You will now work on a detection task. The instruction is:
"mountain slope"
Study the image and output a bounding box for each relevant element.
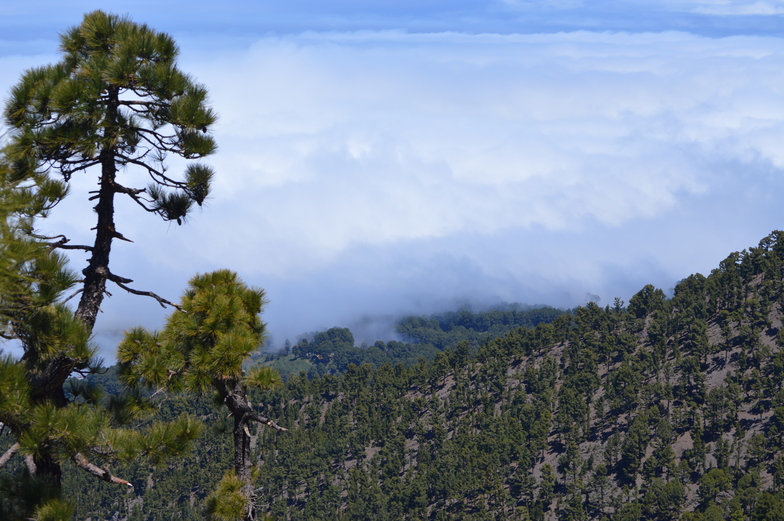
[39,231,784,521]
[251,231,784,520]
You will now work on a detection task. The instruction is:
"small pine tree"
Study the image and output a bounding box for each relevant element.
[119,270,286,521]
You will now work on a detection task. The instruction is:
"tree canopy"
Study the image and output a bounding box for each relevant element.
[0,147,203,520]
[3,9,216,331]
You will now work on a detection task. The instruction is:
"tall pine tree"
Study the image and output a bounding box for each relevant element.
[4,9,216,332]
[1,9,216,518]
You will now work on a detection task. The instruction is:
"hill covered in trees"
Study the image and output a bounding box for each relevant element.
[11,231,784,520]
[266,304,565,378]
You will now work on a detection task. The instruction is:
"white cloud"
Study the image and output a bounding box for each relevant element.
[688,1,784,15]
[168,31,784,280]
[4,26,784,354]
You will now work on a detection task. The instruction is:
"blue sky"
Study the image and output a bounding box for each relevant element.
[2,1,784,356]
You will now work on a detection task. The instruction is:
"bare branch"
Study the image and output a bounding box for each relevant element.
[57,157,101,168]
[0,443,20,468]
[73,453,133,488]
[91,181,158,213]
[107,272,133,284]
[24,454,36,475]
[112,183,146,197]
[114,152,188,188]
[246,413,289,432]
[112,230,134,243]
[107,273,182,310]
[109,182,161,213]
[118,99,165,110]
[36,234,94,252]
[61,287,84,305]
[56,243,95,251]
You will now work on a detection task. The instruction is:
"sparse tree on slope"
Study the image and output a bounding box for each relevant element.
[118,270,286,521]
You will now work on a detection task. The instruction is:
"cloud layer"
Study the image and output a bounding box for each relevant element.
[2,4,784,357]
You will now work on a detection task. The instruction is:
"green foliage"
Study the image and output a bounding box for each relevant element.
[753,492,784,521]
[281,305,565,379]
[4,10,216,224]
[0,11,216,517]
[119,270,271,394]
[118,270,284,520]
[31,498,74,521]
[396,304,565,350]
[205,471,249,521]
[245,366,283,390]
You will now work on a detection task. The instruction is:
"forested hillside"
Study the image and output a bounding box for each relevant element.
[268,305,564,378]
[13,232,784,520]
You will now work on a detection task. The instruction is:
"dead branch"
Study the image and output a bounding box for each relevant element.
[61,287,84,304]
[246,413,289,432]
[33,234,93,252]
[24,454,36,475]
[112,230,134,243]
[107,273,182,310]
[0,443,19,468]
[73,453,133,488]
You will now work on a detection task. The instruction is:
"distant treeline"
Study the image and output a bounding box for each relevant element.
[396,305,566,349]
[269,305,566,378]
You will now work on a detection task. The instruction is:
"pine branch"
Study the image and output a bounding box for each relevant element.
[114,152,192,189]
[61,287,84,304]
[117,99,166,110]
[90,184,158,214]
[73,453,133,488]
[129,133,180,158]
[38,234,93,252]
[111,183,146,198]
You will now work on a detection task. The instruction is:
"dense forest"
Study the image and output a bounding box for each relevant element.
[9,231,784,520]
[267,304,565,378]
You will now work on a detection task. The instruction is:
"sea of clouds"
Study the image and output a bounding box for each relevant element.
[2,2,784,356]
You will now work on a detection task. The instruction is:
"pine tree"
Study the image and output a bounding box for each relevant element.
[0,150,202,520]
[3,9,216,332]
[0,9,216,517]
[118,270,286,521]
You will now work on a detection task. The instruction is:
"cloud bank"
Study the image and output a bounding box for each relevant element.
[2,7,784,357]
[140,30,784,351]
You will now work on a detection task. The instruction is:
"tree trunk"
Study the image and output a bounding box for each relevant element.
[30,88,120,492]
[76,87,119,332]
[220,379,257,521]
[32,452,62,493]
[233,410,256,521]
